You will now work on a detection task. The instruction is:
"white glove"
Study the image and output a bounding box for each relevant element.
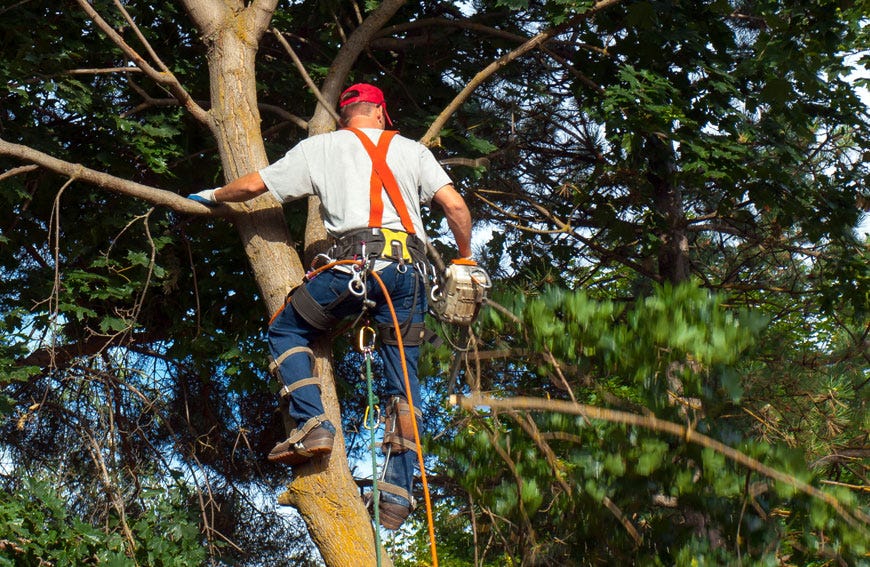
[187,188,219,207]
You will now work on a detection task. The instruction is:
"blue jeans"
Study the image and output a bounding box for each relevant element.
[267,262,426,507]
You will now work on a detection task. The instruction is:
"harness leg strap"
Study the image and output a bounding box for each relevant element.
[378,321,428,347]
[290,285,341,331]
[269,346,316,383]
[381,395,422,454]
[268,347,320,410]
[378,481,416,509]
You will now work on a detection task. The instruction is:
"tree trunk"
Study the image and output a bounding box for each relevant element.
[194,3,389,565]
[646,135,690,284]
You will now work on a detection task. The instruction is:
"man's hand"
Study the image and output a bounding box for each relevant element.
[187,188,220,207]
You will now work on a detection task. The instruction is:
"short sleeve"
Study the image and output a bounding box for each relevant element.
[259,143,315,203]
[417,145,453,204]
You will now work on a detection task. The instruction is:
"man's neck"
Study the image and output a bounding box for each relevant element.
[344,117,382,130]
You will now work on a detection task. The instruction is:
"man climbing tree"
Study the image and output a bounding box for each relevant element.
[188,83,475,530]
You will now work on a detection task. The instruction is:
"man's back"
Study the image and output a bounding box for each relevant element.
[260,128,451,238]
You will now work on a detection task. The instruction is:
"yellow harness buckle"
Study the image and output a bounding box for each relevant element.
[379,228,412,261]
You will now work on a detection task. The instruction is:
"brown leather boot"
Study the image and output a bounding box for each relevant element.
[268,416,334,465]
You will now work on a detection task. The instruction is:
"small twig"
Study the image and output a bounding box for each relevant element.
[0,164,38,182]
[74,0,209,124]
[270,29,341,125]
[82,430,138,558]
[64,67,142,75]
[819,480,870,492]
[421,0,622,146]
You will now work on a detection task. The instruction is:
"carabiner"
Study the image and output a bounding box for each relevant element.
[363,404,381,430]
[348,268,366,297]
[357,325,377,353]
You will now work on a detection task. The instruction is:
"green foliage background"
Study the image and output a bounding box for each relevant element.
[1,0,868,565]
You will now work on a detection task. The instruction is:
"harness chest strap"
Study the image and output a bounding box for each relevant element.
[345,127,416,234]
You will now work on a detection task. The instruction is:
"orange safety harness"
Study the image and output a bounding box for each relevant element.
[346,127,439,566]
[345,127,416,235]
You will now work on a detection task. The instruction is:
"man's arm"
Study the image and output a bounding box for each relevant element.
[432,184,472,258]
[188,171,268,205]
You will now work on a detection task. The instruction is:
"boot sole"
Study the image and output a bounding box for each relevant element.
[268,444,332,465]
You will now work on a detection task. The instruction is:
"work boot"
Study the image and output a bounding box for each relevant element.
[374,480,415,530]
[379,499,412,530]
[268,417,335,465]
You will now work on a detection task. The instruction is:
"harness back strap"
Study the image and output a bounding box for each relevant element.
[345,127,416,234]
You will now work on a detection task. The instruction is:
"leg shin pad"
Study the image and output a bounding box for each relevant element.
[381,396,422,454]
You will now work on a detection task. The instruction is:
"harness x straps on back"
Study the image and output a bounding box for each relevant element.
[345,127,416,235]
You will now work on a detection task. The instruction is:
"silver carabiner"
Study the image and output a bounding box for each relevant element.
[348,269,366,297]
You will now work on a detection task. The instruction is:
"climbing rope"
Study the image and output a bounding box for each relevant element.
[358,324,383,567]
[370,269,439,567]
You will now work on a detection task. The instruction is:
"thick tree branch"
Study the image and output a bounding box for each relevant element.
[308,0,408,134]
[0,137,227,216]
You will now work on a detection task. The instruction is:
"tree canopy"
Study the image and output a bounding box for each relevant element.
[1,0,868,565]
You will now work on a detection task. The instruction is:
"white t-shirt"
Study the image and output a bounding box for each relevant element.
[260,128,452,240]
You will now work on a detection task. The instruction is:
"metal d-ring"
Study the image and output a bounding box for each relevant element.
[348,268,366,297]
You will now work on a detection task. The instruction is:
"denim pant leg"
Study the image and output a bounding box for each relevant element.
[267,303,323,424]
[373,264,427,505]
[268,270,360,425]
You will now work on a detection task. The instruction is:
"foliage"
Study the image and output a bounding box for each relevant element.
[430,282,868,565]
[0,477,205,566]
[1,0,868,565]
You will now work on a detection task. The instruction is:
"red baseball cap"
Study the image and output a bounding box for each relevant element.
[339,83,392,126]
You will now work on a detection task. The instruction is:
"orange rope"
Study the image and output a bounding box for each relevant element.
[267,259,363,326]
[370,269,439,567]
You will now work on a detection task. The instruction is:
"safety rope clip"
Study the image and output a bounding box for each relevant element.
[357,325,377,353]
[348,269,366,297]
[363,404,381,430]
